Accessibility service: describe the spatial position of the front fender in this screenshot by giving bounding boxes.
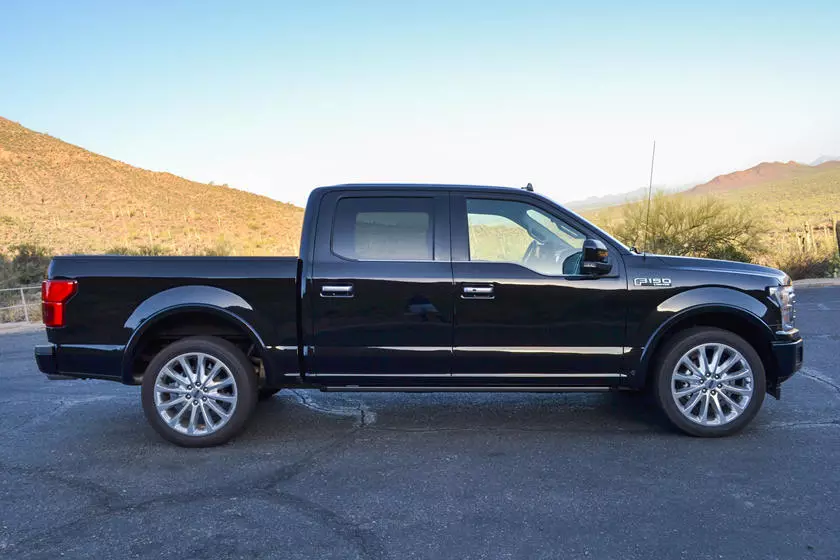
[632,287,775,384]
[120,286,269,383]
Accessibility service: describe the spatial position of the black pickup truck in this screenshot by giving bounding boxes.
[35,184,803,446]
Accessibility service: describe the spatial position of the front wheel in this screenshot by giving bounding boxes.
[141,336,258,447]
[653,327,766,437]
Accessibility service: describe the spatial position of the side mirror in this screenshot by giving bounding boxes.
[581,238,612,275]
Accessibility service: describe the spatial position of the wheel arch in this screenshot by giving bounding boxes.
[636,304,778,392]
[122,297,269,385]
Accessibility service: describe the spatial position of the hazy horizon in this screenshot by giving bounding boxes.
[2,0,838,206]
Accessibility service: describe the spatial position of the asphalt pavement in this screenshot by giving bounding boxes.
[1,286,838,559]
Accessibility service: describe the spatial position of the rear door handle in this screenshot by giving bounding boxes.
[462,285,494,299]
[321,284,354,298]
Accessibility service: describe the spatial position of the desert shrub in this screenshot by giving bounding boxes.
[202,238,234,256]
[769,247,840,280]
[611,193,763,261]
[0,243,52,288]
[104,245,169,256]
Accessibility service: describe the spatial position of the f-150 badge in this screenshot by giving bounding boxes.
[634,277,672,287]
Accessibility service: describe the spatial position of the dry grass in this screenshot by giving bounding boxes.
[0,117,303,257]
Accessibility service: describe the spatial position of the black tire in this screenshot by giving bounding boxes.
[653,327,766,437]
[258,387,282,401]
[141,336,258,447]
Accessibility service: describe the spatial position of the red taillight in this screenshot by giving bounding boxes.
[42,279,77,327]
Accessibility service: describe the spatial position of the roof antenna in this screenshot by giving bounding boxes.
[641,140,656,258]
[523,182,534,192]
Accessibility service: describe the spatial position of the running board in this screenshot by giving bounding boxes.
[321,386,612,393]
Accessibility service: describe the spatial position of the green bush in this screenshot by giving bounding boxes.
[0,243,52,288]
[771,248,840,280]
[611,193,763,262]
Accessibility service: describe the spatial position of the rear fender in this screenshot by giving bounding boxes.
[121,286,268,383]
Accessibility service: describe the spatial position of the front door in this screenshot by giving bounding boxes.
[309,190,453,383]
[451,193,627,386]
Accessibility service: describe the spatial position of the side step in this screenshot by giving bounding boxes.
[322,386,611,393]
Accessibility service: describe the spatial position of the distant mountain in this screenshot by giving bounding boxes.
[689,160,840,195]
[0,116,304,256]
[810,155,840,166]
[565,184,695,211]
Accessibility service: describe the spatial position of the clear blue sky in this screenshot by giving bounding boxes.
[2,0,838,205]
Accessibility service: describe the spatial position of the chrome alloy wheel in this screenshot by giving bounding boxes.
[153,352,238,436]
[670,343,754,426]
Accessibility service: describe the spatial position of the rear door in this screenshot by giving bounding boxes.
[451,192,627,386]
[308,190,453,383]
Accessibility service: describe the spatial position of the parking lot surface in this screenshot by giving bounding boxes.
[1,286,839,559]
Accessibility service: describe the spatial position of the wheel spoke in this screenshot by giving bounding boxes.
[674,384,702,398]
[698,394,711,423]
[697,348,711,374]
[710,394,726,423]
[718,390,745,413]
[161,367,190,387]
[203,362,223,387]
[715,354,740,375]
[156,396,187,411]
[681,391,703,414]
[179,357,196,383]
[205,399,231,420]
[200,402,215,431]
[208,392,237,404]
[166,401,190,426]
[187,404,199,434]
[679,357,703,377]
[205,377,234,391]
[156,383,188,395]
[721,383,751,395]
[722,369,751,382]
[708,345,724,373]
[674,372,697,383]
[197,355,207,386]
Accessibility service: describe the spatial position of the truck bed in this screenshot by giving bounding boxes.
[45,256,300,383]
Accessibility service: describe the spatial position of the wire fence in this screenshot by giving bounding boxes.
[0,285,41,324]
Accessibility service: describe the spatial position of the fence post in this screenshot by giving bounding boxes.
[835,220,840,256]
[20,287,30,322]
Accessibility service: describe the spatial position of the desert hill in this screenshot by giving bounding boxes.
[689,160,840,194]
[0,117,304,256]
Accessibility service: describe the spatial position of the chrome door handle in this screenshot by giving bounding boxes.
[321,285,354,298]
[462,285,494,299]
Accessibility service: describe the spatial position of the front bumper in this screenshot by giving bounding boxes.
[771,337,804,387]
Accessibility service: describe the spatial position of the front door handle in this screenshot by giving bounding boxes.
[462,285,494,299]
[321,284,354,298]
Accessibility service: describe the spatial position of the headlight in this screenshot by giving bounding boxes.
[768,285,796,331]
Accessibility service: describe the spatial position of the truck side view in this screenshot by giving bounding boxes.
[35,184,804,446]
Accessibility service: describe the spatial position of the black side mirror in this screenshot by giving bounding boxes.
[581,238,612,275]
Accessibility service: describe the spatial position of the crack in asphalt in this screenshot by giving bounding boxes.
[2,423,385,559]
[288,389,377,427]
[3,395,127,431]
[799,367,840,397]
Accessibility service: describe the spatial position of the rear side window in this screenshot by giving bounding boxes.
[332,197,434,261]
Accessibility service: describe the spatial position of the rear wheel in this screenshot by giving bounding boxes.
[141,336,258,447]
[653,327,765,437]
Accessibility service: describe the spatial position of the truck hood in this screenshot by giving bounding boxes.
[654,255,789,285]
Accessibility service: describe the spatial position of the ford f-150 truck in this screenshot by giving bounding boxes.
[35,184,803,446]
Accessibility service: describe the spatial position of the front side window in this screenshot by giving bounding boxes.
[333,197,434,261]
[466,198,586,275]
